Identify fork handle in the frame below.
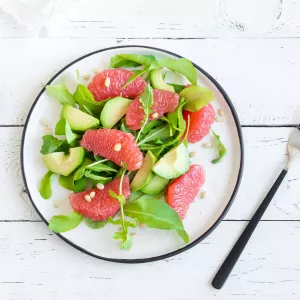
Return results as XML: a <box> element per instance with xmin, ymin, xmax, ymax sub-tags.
<box><xmin>212</xmin><ymin>169</ymin><xmax>288</xmax><ymax>289</ymax></box>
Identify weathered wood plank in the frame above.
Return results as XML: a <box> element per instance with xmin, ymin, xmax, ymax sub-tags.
<box><xmin>1</xmin><ymin>0</ymin><xmax>299</xmax><ymax>38</ymax></box>
<box><xmin>0</xmin><ymin>221</ymin><xmax>299</xmax><ymax>299</ymax></box>
<box><xmin>1</xmin><ymin>126</ymin><xmax>299</xmax><ymax>221</ymax></box>
<box><xmin>0</xmin><ymin>38</ymin><xmax>299</xmax><ymax>126</ymax></box>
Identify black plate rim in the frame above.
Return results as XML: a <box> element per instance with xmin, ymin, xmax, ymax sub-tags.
<box><xmin>21</xmin><ymin>45</ymin><xmax>244</xmax><ymax>263</ymax></box>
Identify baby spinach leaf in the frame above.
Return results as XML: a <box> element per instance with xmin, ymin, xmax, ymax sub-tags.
<box><xmin>48</xmin><ymin>211</ymin><xmax>83</xmax><ymax>233</ymax></box>
<box><xmin>124</xmin><ymin>198</ymin><xmax>185</xmax><ymax>230</ymax></box>
<box><xmin>73</xmin><ymin>84</ymin><xmax>106</xmax><ymax>115</ymax></box>
<box><xmin>138</xmin><ymin>124</ymin><xmax>171</xmax><ymax>146</ymax></box>
<box><xmin>39</xmin><ymin>171</ymin><xmax>54</xmax><ymax>199</ymax></box>
<box><xmin>85</xmin><ymin>218</ymin><xmax>108</xmax><ymax>229</ymax></box>
<box><xmin>40</xmin><ymin>135</ymin><xmax>68</xmax><ymax>155</ymax></box>
<box><xmin>110</xmin><ymin>57</ymin><xmax>140</xmax><ymax>68</ymax></box>
<box><xmin>158</xmin><ymin>58</ymin><xmax>197</xmax><ymax>85</ymax></box>
<box><xmin>86</xmin><ymin>161</ymin><xmax>117</xmax><ymax>173</ymax></box>
<box><xmin>74</xmin><ymin>177</ymin><xmax>87</xmax><ymax>192</ymax></box>
<box><xmin>176</xmin><ymin>230</ymin><xmax>190</xmax><ymax>243</ymax></box>
<box><xmin>59</xmin><ymin>174</ymin><xmax>74</xmax><ymax>191</ymax></box>
<box><xmin>212</xmin><ymin>131</ymin><xmax>227</xmax><ymax>164</ymax></box>
<box><xmin>46</xmin><ymin>84</ymin><xmax>76</xmax><ymax>107</ymax></box>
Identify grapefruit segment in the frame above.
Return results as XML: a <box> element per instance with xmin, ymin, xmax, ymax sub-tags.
<box><xmin>70</xmin><ymin>176</ymin><xmax>130</xmax><ymax>221</ymax></box>
<box><xmin>80</xmin><ymin>129</ymin><xmax>143</xmax><ymax>171</ymax></box>
<box><xmin>182</xmin><ymin>103</ymin><xmax>215</xmax><ymax>143</ymax></box>
<box><xmin>126</xmin><ymin>89</ymin><xmax>180</xmax><ymax>130</ymax></box>
<box><xmin>166</xmin><ymin>164</ymin><xmax>205</xmax><ymax>219</ymax></box>
<box><xmin>88</xmin><ymin>69</ymin><xmax>146</xmax><ymax>101</ymax></box>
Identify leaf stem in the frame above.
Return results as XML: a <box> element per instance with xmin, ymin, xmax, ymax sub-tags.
<box><xmin>119</xmin><ymin>168</ymin><xmax>127</xmax><ymax>232</ymax></box>
<box><xmin>135</xmin><ymin>115</ymin><xmax>148</xmax><ymax>142</ymax></box>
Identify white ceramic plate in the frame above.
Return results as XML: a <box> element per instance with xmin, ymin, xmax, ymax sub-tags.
<box><xmin>21</xmin><ymin>46</ymin><xmax>244</xmax><ymax>263</ymax></box>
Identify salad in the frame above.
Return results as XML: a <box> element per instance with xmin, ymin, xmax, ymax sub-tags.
<box><xmin>39</xmin><ymin>53</ymin><xmax>227</xmax><ymax>250</ymax></box>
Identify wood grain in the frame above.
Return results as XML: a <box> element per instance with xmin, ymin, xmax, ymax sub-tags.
<box><xmin>0</xmin><ymin>38</ymin><xmax>300</xmax><ymax>126</ymax></box>
<box><xmin>1</xmin><ymin>0</ymin><xmax>299</xmax><ymax>38</ymax></box>
<box><xmin>1</xmin><ymin>126</ymin><xmax>299</xmax><ymax>221</ymax></box>
<box><xmin>0</xmin><ymin>221</ymin><xmax>299</xmax><ymax>299</ymax></box>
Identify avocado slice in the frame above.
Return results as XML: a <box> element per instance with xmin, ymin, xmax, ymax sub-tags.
<box><xmin>100</xmin><ymin>97</ymin><xmax>131</xmax><ymax>129</ymax></box>
<box><xmin>149</xmin><ymin>68</ymin><xmax>175</xmax><ymax>92</ymax></box>
<box><xmin>141</xmin><ymin>175</ymin><xmax>169</xmax><ymax>194</ymax></box>
<box><xmin>42</xmin><ymin>147</ymin><xmax>85</xmax><ymax>176</ymax></box>
<box><xmin>61</xmin><ymin>104</ymin><xmax>99</xmax><ymax>131</ymax></box>
<box><xmin>152</xmin><ymin>144</ymin><xmax>190</xmax><ymax>179</ymax></box>
<box><xmin>180</xmin><ymin>85</ymin><xmax>214</xmax><ymax>112</ymax></box>
<box><xmin>130</xmin><ymin>151</ymin><xmax>156</xmax><ymax>191</ymax></box>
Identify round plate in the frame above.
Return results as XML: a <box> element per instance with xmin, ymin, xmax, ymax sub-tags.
<box><xmin>21</xmin><ymin>46</ymin><xmax>244</xmax><ymax>263</ymax></box>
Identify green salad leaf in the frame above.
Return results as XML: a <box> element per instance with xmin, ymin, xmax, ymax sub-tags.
<box><xmin>124</xmin><ymin>198</ymin><xmax>186</xmax><ymax>231</ymax></box>
<box><xmin>40</xmin><ymin>135</ymin><xmax>68</xmax><ymax>155</ymax></box>
<box><xmin>49</xmin><ymin>211</ymin><xmax>83</xmax><ymax>233</ymax></box>
<box><xmin>138</xmin><ymin>124</ymin><xmax>171</xmax><ymax>146</ymax></box>
<box><xmin>212</xmin><ymin>131</ymin><xmax>227</xmax><ymax>164</ymax></box>
<box><xmin>39</xmin><ymin>171</ymin><xmax>54</xmax><ymax>199</ymax></box>
<box><xmin>168</xmin><ymin>83</ymin><xmax>185</xmax><ymax>93</ymax></box>
<box><xmin>176</xmin><ymin>230</ymin><xmax>190</xmax><ymax>243</ymax></box>
<box><xmin>135</xmin><ymin>85</ymin><xmax>154</xmax><ymax>141</ymax></box>
<box><xmin>72</xmin><ymin>158</ymin><xmax>93</xmax><ymax>180</ymax></box>
<box><xmin>74</xmin><ymin>177</ymin><xmax>87</xmax><ymax>192</ymax></box>
<box><xmin>85</xmin><ymin>170</ymin><xmax>112</xmax><ymax>183</ymax></box>
<box><xmin>46</xmin><ymin>84</ymin><xmax>76</xmax><ymax>107</ymax></box>
<box><xmin>55</xmin><ymin>118</ymin><xmax>66</xmax><ymax>135</ymax></box>
<box><xmin>55</xmin><ymin>118</ymin><xmax>79</xmax><ymax>144</ymax></box>
<box><xmin>73</xmin><ymin>84</ymin><xmax>106</xmax><ymax>115</ymax></box>
<box><xmin>117</xmin><ymin>54</ymin><xmax>158</xmax><ymax>67</ymax></box>
<box><xmin>59</xmin><ymin>174</ymin><xmax>74</xmax><ymax>191</ymax></box>
<box><xmin>110</xmin><ymin>55</ymin><xmax>156</xmax><ymax>69</ymax></box>
<box><xmin>86</xmin><ymin>161</ymin><xmax>117</xmax><ymax>173</ymax></box>
<box><xmin>158</xmin><ymin>58</ymin><xmax>197</xmax><ymax>85</ymax></box>
<box><xmin>85</xmin><ymin>218</ymin><xmax>108</xmax><ymax>229</ymax></box>
<box><xmin>122</xmin><ymin>68</ymin><xmax>149</xmax><ymax>89</ymax></box>
<box><xmin>183</xmin><ymin>115</ymin><xmax>190</xmax><ymax>147</ymax></box>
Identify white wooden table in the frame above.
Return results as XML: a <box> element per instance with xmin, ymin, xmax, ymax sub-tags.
<box><xmin>1</xmin><ymin>0</ymin><xmax>300</xmax><ymax>299</ymax></box>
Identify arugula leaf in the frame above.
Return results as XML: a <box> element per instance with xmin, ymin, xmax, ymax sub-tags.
<box><xmin>122</xmin><ymin>68</ymin><xmax>149</xmax><ymax>89</ymax></box>
<box><xmin>59</xmin><ymin>174</ymin><xmax>74</xmax><ymax>191</ymax></box>
<box><xmin>109</xmin><ymin>190</ymin><xmax>126</xmax><ymax>205</ymax></box>
<box><xmin>124</xmin><ymin>198</ymin><xmax>185</xmax><ymax>230</ymax></box>
<box><xmin>48</xmin><ymin>211</ymin><xmax>83</xmax><ymax>233</ymax></box>
<box><xmin>158</xmin><ymin>58</ymin><xmax>197</xmax><ymax>85</ymax></box>
<box><xmin>55</xmin><ymin>118</ymin><xmax>79</xmax><ymax>144</ymax></box>
<box><xmin>73</xmin><ymin>84</ymin><xmax>106</xmax><ymax>115</ymax></box>
<box><xmin>140</xmin><ymin>98</ymin><xmax>187</xmax><ymax>150</ymax></box>
<box><xmin>138</xmin><ymin>124</ymin><xmax>171</xmax><ymax>146</ymax></box>
<box><xmin>86</xmin><ymin>161</ymin><xmax>117</xmax><ymax>173</ymax></box>
<box><xmin>73</xmin><ymin>158</ymin><xmax>93</xmax><ymax>181</ymax></box>
<box><xmin>140</xmin><ymin>120</ymin><xmax>162</xmax><ymax>137</ymax></box>
<box><xmin>117</xmin><ymin>54</ymin><xmax>158</xmax><ymax>67</ymax></box>
<box><xmin>135</xmin><ymin>85</ymin><xmax>154</xmax><ymax>141</ymax></box>
<box><xmin>85</xmin><ymin>218</ymin><xmax>108</xmax><ymax>229</ymax></box>
<box><xmin>168</xmin><ymin>83</ymin><xmax>185</xmax><ymax>93</ymax></box>
<box><xmin>108</xmin><ymin>217</ymin><xmax>137</xmax><ymax>228</ymax></box>
<box><xmin>46</xmin><ymin>84</ymin><xmax>76</xmax><ymax>107</ymax></box>
<box><xmin>39</xmin><ymin>171</ymin><xmax>54</xmax><ymax>199</ymax></box>
<box><xmin>176</xmin><ymin>230</ymin><xmax>190</xmax><ymax>243</ymax></box>
<box><xmin>212</xmin><ymin>131</ymin><xmax>227</xmax><ymax>164</ymax></box>
<box><xmin>109</xmin><ymin>168</ymin><xmax>133</xmax><ymax>250</ymax></box>
<box><xmin>40</xmin><ymin>135</ymin><xmax>68</xmax><ymax>155</ymax></box>
<box><xmin>183</xmin><ymin>115</ymin><xmax>190</xmax><ymax>147</ymax></box>
<box><xmin>74</xmin><ymin>177</ymin><xmax>87</xmax><ymax>192</ymax></box>
<box><xmin>85</xmin><ymin>170</ymin><xmax>112</xmax><ymax>183</ymax></box>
